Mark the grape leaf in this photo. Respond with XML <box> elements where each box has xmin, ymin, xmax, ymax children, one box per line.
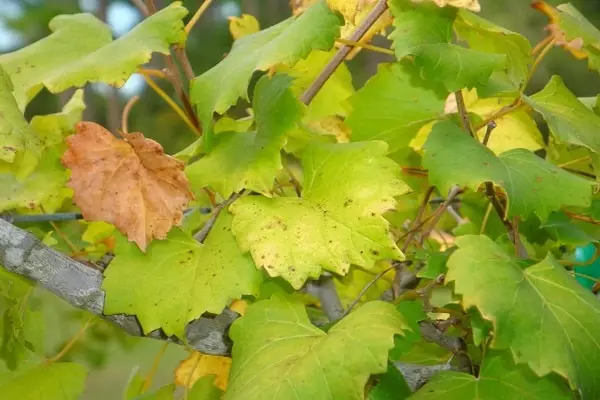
<box><xmin>102</xmin><ymin>213</ymin><xmax>262</xmax><ymax>337</ymax></box>
<box><xmin>524</xmin><ymin>75</ymin><xmax>600</xmax><ymax>155</ymax></box>
<box><xmin>186</xmin><ymin>74</ymin><xmax>302</xmax><ymax>198</ymax></box>
<box><xmin>174</xmin><ymin>351</ymin><xmax>231</xmax><ymax>391</ymax></box>
<box><xmin>389</xmin><ymin>0</ymin><xmax>505</xmax><ymax>92</ymax></box>
<box><xmin>61</xmin><ymin>122</ymin><xmax>193</xmax><ymax>252</ymax></box>
<box><xmin>231</xmin><ymin>141</ymin><xmax>408</xmax><ymax>289</ymax></box>
<box><xmin>433</xmin><ymin>0</ymin><xmax>480</xmax><ymax>11</ymax></box>
<box><xmin>447</xmin><ymin>235</ymin><xmax>600</xmax><ymax>398</ymax></box>
<box><xmin>29</xmin><ymin>89</ymin><xmax>85</xmax><ymax>149</ymax></box>
<box><xmin>0</xmin><ymin>148</ymin><xmax>70</xmax><ymax>213</ymax></box>
<box><xmin>135</xmin><ymin>384</ymin><xmax>175</xmax><ymax>400</ymax></box>
<box><xmin>0</xmin><ymin>67</ymin><xmax>41</xmax><ymax>178</ymax></box>
<box><xmin>275</xmin><ymin>49</ymin><xmax>354</xmax><ymax>121</ymax></box>
<box><xmin>455</xmin><ymin>10</ymin><xmax>532</xmax><ymax>90</ymax></box>
<box><xmin>411</xmin><ymin>350</ymin><xmax>572</xmax><ymax>399</ymax></box>
<box><xmin>228</xmin><ymin>14</ymin><xmax>260</xmax><ymax>40</ymax></box>
<box><xmin>190</xmin><ymin>0</ymin><xmax>342</xmax><ymax>150</ymax></box>
<box><xmin>0</xmin><ymin>3</ymin><xmax>187</xmax><ymax>108</ymax></box>
<box><xmin>189</xmin><ymin>376</ymin><xmax>224</xmax><ymax>400</ymax></box>
<box><xmin>533</xmin><ymin>1</ymin><xmax>600</xmax><ymax>73</ymax></box>
<box><xmin>0</xmin><ymin>362</ymin><xmax>87</xmax><ymax>400</ymax></box>
<box><xmin>423</xmin><ymin>121</ymin><xmax>593</xmax><ymax>220</ymax></box>
<box><xmin>368</xmin><ymin>362</ymin><xmax>412</xmax><ymax>400</ymax></box>
<box><xmin>346</xmin><ymin>62</ymin><xmax>447</xmax><ymax>153</ymax></box>
<box><xmin>224</xmin><ymin>295</ymin><xmax>410</xmax><ymax>400</ymax></box>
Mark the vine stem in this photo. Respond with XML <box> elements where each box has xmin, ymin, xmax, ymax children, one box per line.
<box><xmin>341</xmin><ymin>265</ymin><xmax>395</xmax><ymax>318</ymax></box>
<box><xmin>140</xmin><ymin>72</ymin><xmax>201</xmax><ymax>136</ymax></box>
<box><xmin>141</xmin><ymin>342</ymin><xmax>169</xmax><ymax>393</ymax></box>
<box><xmin>419</xmin><ymin>185</ymin><xmax>463</xmax><ymax>245</ymax></box>
<box><xmin>46</xmin><ymin>316</ymin><xmax>94</xmax><ymax>363</ymax></box>
<box><xmin>335</xmin><ymin>38</ymin><xmax>395</xmax><ymax>55</ymax></box>
<box><xmin>185</xmin><ymin>0</ymin><xmax>214</xmax><ymax>35</ymax></box>
<box><xmin>121</xmin><ymin>96</ymin><xmax>140</xmax><ymax>134</ymax></box>
<box><xmin>300</xmin><ymin>0</ymin><xmax>388</xmax><ymax>105</ymax></box>
<box><xmin>520</xmin><ymin>38</ymin><xmax>556</xmax><ymax>96</ymax></box>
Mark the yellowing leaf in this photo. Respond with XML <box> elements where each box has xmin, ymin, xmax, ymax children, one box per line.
<box><xmin>61</xmin><ymin>122</ymin><xmax>193</xmax><ymax>252</ymax></box>
<box><xmin>175</xmin><ymin>352</ymin><xmax>232</xmax><ymax>391</ymax></box>
<box><xmin>229</xmin><ymin>300</ymin><xmax>248</xmax><ymax>315</ymax></box>
<box><xmin>228</xmin><ymin>14</ymin><xmax>260</xmax><ymax>40</ymax></box>
<box><xmin>430</xmin><ymin>0</ymin><xmax>480</xmax><ymax>12</ymax></box>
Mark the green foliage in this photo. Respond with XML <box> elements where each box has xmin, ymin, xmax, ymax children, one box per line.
<box><xmin>225</xmin><ymin>295</ymin><xmax>410</xmax><ymax>400</ymax></box>
<box><xmin>2</xmin><ymin>0</ymin><xmax>600</xmax><ymax>398</ymax></box>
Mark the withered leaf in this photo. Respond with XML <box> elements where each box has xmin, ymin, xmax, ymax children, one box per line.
<box><xmin>62</xmin><ymin>122</ymin><xmax>193</xmax><ymax>251</ymax></box>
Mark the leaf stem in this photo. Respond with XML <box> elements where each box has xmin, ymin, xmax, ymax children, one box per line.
<box><xmin>401</xmin><ymin>186</ymin><xmax>435</xmax><ymax>251</ymax></box>
<box><xmin>140</xmin><ymin>72</ymin><xmax>201</xmax><ymax>136</ymax></box>
<box><xmin>479</xmin><ymin>202</ymin><xmax>493</xmax><ymax>235</ymax></box>
<box><xmin>481</xmin><ymin>121</ymin><xmax>497</xmax><ymax>147</ymax></box>
<box><xmin>335</xmin><ymin>38</ymin><xmax>395</xmax><ymax>55</ymax></box>
<box><xmin>121</xmin><ymin>95</ymin><xmax>140</xmax><ymax>134</ymax></box>
<box><xmin>532</xmin><ymin>35</ymin><xmax>553</xmax><ymax>55</ymax></box>
<box><xmin>419</xmin><ymin>185</ymin><xmax>463</xmax><ymax>245</ymax></box>
<box><xmin>141</xmin><ymin>342</ymin><xmax>169</xmax><ymax>393</ymax></box>
<box><xmin>185</xmin><ymin>0</ymin><xmax>214</xmax><ymax>35</ymax></box>
<box><xmin>300</xmin><ymin>0</ymin><xmax>388</xmax><ymax>105</ymax></box>
<box><xmin>520</xmin><ymin>38</ymin><xmax>556</xmax><ymax>96</ymax></box>
<box><xmin>46</xmin><ymin>315</ymin><xmax>94</xmax><ymax>363</ymax></box>
<box><xmin>454</xmin><ymin>90</ymin><xmax>474</xmax><ymax>137</ymax></box>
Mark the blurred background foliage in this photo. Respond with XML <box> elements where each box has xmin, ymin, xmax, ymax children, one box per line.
<box><xmin>1</xmin><ymin>0</ymin><xmax>600</xmax><ymax>399</ymax></box>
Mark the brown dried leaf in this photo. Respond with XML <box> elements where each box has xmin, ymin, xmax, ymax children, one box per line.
<box><xmin>61</xmin><ymin>122</ymin><xmax>193</xmax><ymax>251</ymax></box>
<box><xmin>175</xmin><ymin>351</ymin><xmax>232</xmax><ymax>391</ymax></box>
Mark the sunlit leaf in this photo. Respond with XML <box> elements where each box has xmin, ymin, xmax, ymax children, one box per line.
<box><xmin>174</xmin><ymin>351</ymin><xmax>231</xmax><ymax>391</ymax></box>
<box><xmin>228</xmin><ymin>14</ymin><xmax>260</xmax><ymax>40</ymax></box>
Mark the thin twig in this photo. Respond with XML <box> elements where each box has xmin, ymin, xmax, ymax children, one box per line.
<box><xmin>335</xmin><ymin>38</ymin><xmax>395</xmax><ymax>55</ymax></box>
<box><xmin>520</xmin><ymin>38</ymin><xmax>556</xmax><ymax>96</ymax></box>
<box><xmin>341</xmin><ymin>265</ymin><xmax>395</xmax><ymax>318</ymax></box>
<box><xmin>401</xmin><ymin>186</ymin><xmax>435</xmax><ymax>251</ymax></box>
<box><xmin>454</xmin><ymin>91</ymin><xmax>474</xmax><ymax>137</ymax></box>
<box><xmin>300</xmin><ymin>0</ymin><xmax>388</xmax><ymax>105</ymax></box>
<box><xmin>194</xmin><ymin>192</ymin><xmax>244</xmax><ymax>243</ymax></box>
<box><xmin>479</xmin><ymin>203</ymin><xmax>493</xmax><ymax>235</ymax></box>
<box><xmin>131</xmin><ymin>0</ymin><xmax>149</xmax><ymax>16</ymax></box>
<box><xmin>185</xmin><ymin>0</ymin><xmax>214</xmax><ymax>35</ymax></box>
<box><xmin>140</xmin><ymin>72</ymin><xmax>201</xmax><ymax>136</ymax></box>
<box><xmin>163</xmin><ymin>60</ymin><xmax>201</xmax><ymax>130</ymax></box>
<box><xmin>564</xmin><ymin>211</ymin><xmax>600</xmax><ymax>226</ymax></box>
<box><xmin>121</xmin><ymin>96</ymin><xmax>140</xmax><ymax>134</ymax></box>
<box><xmin>420</xmin><ymin>185</ymin><xmax>463</xmax><ymax>245</ymax></box>
<box><xmin>173</xmin><ymin>47</ymin><xmax>196</xmax><ymax>81</ymax></box>
<box><xmin>481</xmin><ymin>121</ymin><xmax>497</xmax><ymax>146</ymax></box>
<box><xmin>46</xmin><ymin>316</ymin><xmax>94</xmax><ymax>363</ymax></box>
<box><xmin>141</xmin><ymin>342</ymin><xmax>169</xmax><ymax>393</ymax></box>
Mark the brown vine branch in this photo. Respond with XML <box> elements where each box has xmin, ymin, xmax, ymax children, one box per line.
<box><xmin>300</xmin><ymin>0</ymin><xmax>388</xmax><ymax>105</ymax></box>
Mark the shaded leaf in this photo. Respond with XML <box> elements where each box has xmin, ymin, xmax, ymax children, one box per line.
<box><xmin>62</xmin><ymin>122</ymin><xmax>193</xmax><ymax>251</ymax></box>
<box><xmin>224</xmin><ymin>295</ymin><xmax>410</xmax><ymax>400</ymax></box>
<box><xmin>102</xmin><ymin>213</ymin><xmax>262</xmax><ymax>337</ymax></box>
<box><xmin>188</xmin><ymin>376</ymin><xmax>224</xmax><ymax>400</ymax></box>
<box><xmin>368</xmin><ymin>362</ymin><xmax>411</xmax><ymax>400</ymax></box>
<box><xmin>0</xmin><ymin>362</ymin><xmax>87</xmax><ymax>400</ymax></box>
<box><xmin>447</xmin><ymin>235</ymin><xmax>600</xmax><ymax>397</ymax></box>
<box><xmin>190</xmin><ymin>0</ymin><xmax>341</xmax><ymax>150</ymax></box>
<box><xmin>231</xmin><ymin>141</ymin><xmax>407</xmax><ymax>289</ymax></box>
<box><xmin>411</xmin><ymin>350</ymin><xmax>572</xmax><ymax>399</ymax></box>
<box><xmin>423</xmin><ymin>121</ymin><xmax>593</xmax><ymax>220</ymax></box>
<box><xmin>186</xmin><ymin>74</ymin><xmax>302</xmax><ymax>198</ymax></box>
<box><xmin>347</xmin><ymin>62</ymin><xmax>446</xmax><ymax>153</ymax></box>
<box><xmin>524</xmin><ymin>75</ymin><xmax>600</xmax><ymax>155</ymax></box>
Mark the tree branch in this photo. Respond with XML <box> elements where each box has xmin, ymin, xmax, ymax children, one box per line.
<box><xmin>305</xmin><ymin>273</ymin><xmax>345</xmax><ymax>322</ymax></box>
<box><xmin>0</xmin><ymin>218</ymin><xmax>236</xmax><ymax>355</ymax></box>
<box><xmin>299</xmin><ymin>0</ymin><xmax>388</xmax><ymax>105</ymax></box>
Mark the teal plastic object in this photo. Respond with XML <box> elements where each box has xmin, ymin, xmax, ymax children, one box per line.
<box><xmin>574</xmin><ymin>244</ymin><xmax>600</xmax><ymax>291</ymax></box>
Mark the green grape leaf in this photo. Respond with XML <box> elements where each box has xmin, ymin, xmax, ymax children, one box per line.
<box><xmin>0</xmin><ymin>362</ymin><xmax>87</xmax><ymax>400</ymax></box>
<box><xmin>186</xmin><ymin>74</ymin><xmax>302</xmax><ymax>198</ymax></box>
<box><xmin>102</xmin><ymin>212</ymin><xmax>262</xmax><ymax>337</ymax></box>
<box><xmin>524</xmin><ymin>75</ymin><xmax>600</xmax><ymax>155</ymax></box>
<box><xmin>0</xmin><ymin>269</ymin><xmax>43</xmax><ymax>370</ymax></box>
<box><xmin>231</xmin><ymin>142</ymin><xmax>408</xmax><ymax>289</ymax></box>
<box><xmin>29</xmin><ymin>89</ymin><xmax>85</xmax><ymax>149</ymax></box>
<box><xmin>275</xmin><ymin>49</ymin><xmax>354</xmax><ymax>121</ymax></box>
<box><xmin>346</xmin><ymin>62</ymin><xmax>446</xmax><ymax>153</ymax></box>
<box><xmin>189</xmin><ymin>376</ymin><xmax>224</xmax><ymax>400</ymax></box>
<box><xmin>411</xmin><ymin>350</ymin><xmax>572</xmax><ymax>400</ymax></box>
<box><xmin>190</xmin><ymin>0</ymin><xmax>342</xmax><ymax>150</ymax></box>
<box><xmin>135</xmin><ymin>384</ymin><xmax>175</xmax><ymax>400</ymax></box>
<box><xmin>447</xmin><ymin>235</ymin><xmax>600</xmax><ymax>398</ymax></box>
<box><xmin>0</xmin><ymin>67</ymin><xmax>41</xmax><ymax>178</ymax></box>
<box><xmin>224</xmin><ymin>295</ymin><xmax>410</xmax><ymax>400</ymax></box>
<box><xmin>0</xmin><ymin>3</ymin><xmax>187</xmax><ymax>108</ymax></box>
<box><xmin>0</xmin><ymin>148</ymin><xmax>71</xmax><ymax>213</ymax></box>
<box><xmin>389</xmin><ymin>0</ymin><xmax>505</xmax><ymax>92</ymax></box>
<box><xmin>423</xmin><ymin>121</ymin><xmax>593</xmax><ymax>220</ymax></box>
<box><xmin>455</xmin><ymin>10</ymin><xmax>532</xmax><ymax>90</ymax></box>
